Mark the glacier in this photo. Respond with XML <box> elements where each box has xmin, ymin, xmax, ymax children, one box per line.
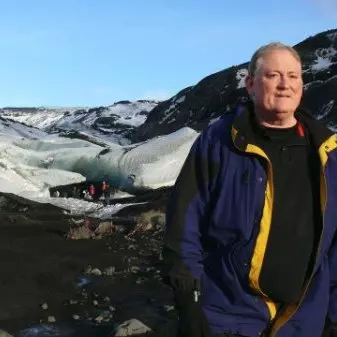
<box><xmin>0</xmin><ymin>117</ymin><xmax>198</xmax><ymax>216</ymax></box>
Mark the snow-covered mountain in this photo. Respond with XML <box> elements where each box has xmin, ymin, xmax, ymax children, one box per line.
<box><xmin>134</xmin><ymin>28</ymin><xmax>337</xmax><ymax>141</ymax></box>
<box><xmin>4</xmin><ymin>29</ymin><xmax>337</xmax><ymax>145</ymax></box>
<box><xmin>0</xmin><ymin>100</ymin><xmax>158</xmax><ymax>145</ymax></box>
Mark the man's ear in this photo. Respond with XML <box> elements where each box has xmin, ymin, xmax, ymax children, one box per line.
<box><xmin>245</xmin><ymin>75</ymin><xmax>254</xmax><ymax>96</ymax></box>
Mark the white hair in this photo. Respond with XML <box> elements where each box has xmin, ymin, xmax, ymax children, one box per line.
<box><xmin>248</xmin><ymin>42</ymin><xmax>302</xmax><ymax>76</ymax></box>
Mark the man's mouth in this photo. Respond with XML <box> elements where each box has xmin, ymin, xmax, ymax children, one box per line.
<box><xmin>275</xmin><ymin>94</ymin><xmax>290</xmax><ymax>98</ymax></box>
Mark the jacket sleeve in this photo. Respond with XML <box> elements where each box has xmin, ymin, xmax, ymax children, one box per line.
<box><xmin>163</xmin><ymin>131</ymin><xmax>219</xmax><ymax>290</ymax></box>
<box><xmin>325</xmin><ymin>233</ymin><xmax>337</xmax><ymax>336</ymax></box>
<box><xmin>162</xmin><ymin>131</ymin><xmax>219</xmax><ymax>337</ymax></box>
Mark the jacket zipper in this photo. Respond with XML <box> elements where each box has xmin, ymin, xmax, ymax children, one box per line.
<box><xmin>266</xmin><ymin>167</ymin><xmax>327</xmax><ymax>336</ymax></box>
<box><xmin>232</xmin><ymin>135</ymin><xmax>278</xmax><ymax>326</ymax></box>
<box><xmin>233</xmin><ymin>131</ymin><xmax>328</xmax><ymax>336</ymax></box>
<box><xmin>262</xmin><ymin>304</ymin><xmax>287</xmax><ymax>336</ymax></box>
<box><xmin>231</xmin><ymin>127</ymin><xmax>337</xmax><ymax>336</ymax></box>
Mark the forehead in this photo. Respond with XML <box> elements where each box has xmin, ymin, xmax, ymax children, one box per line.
<box><xmin>258</xmin><ymin>49</ymin><xmax>302</xmax><ymax>73</ymax></box>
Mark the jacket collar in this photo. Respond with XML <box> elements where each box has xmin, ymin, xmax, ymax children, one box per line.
<box><xmin>232</xmin><ymin>101</ymin><xmax>335</xmax><ymax>152</ymax></box>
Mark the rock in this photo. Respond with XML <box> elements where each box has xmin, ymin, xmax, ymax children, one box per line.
<box><xmin>114</xmin><ymin>318</ymin><xmax>152</xmax><ymax>336</ymax></box>
<box><xmin>164</xmin><ymin>305</ymin><xmax>175</xmax><ymax>312</ymax></box>
<box><xmin>145</xmin><ymin>267</ymin><xmax>155</xmax><ymax>272</ymax></box>
<box><xmin>103</xmin><ymin>296</ymin><xmax>111</xmax><ymax>302</ymax></box>
<box><xmin>41</xmin><ymin>302</ymin><xmax>48</xmax><ymax>310</ymax></box>
<box><xmin>67</xmin><ymin>226</ymin><xmax>93</xmax><ymax>240</ymax></box>
<box><xmin>19</xmin><ymin>206</ymin><xmax>28</xmax><ymax>212</ymax></box>
<box><xmin>131</xmin><ymin>210</ymin><xmax>166</xmax><ymax>235</ymax></box>
<box><xmin>0</xmin><ymin>330</ymin><xmax>13</xmax><ymax>337</ymax></box>
<box><xmin>130</xmin><ymin>266</ymin><xmax>140</xmax><ymax>274</ymax></box>
<box><xmin>95</xmin><ymin>221</ymin><xmax>115</xmax><ymax>236</ymax></box>
<box><xmin>81</xmin><ymin>289</ymin><xmax>89</xmax><ymax>298</ymax></box>
<box><xmin>95</xmin><ymin>314</ymin><xmax>104</xmax><ymax>324</ymax></box>
<box><xmin>154</xmin><ymin>214</ymin><xmax>165</xmax><ymax>230</ymax></box>
<box><xmin>104</xmin><ymin>266</ymin><xmax>116</xmax><ymax>276</ymax></box>
<box><xmin>135</xmin><ymin>278</ymin><xmax>143</xmax><ymax>284</ymax></box>
<box><xmin>91</xmin><ymin>268</ymin><xmax>102</xmax><ymax>276</ymax></box>
<box><xmin>95</xmin><ymin>311</ymin><xmax>112</xmax><ymax>323</ymax></box>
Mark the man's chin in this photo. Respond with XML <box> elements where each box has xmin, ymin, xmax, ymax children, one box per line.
<box><xmin>272</xmin><ymin>106</ymin><xmax>297</xmax><ymax>115</ymax></box>
<box><xmin>256</xmin><ymin>103</ymin><xmax>298</xmax><ymax>116</ymax></box>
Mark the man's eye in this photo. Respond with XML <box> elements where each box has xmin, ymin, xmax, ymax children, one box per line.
<box><xmin>266</xmin><ymin>73</ymin><xmax>277</xmax><ymax>78</ymax></box>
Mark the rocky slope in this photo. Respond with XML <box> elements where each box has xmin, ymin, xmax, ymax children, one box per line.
<box><xmin>0</xmin><ymin>100</ymin><xmax>158</xmax><ymax>145</ymax></box>
<box><xmin>134</xmin><ymin>28</ymin><xmax>337</xmax><ymax>141</ymax></box>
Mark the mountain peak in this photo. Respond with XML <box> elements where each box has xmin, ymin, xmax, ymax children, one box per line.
<box><xmin>133</xmin><ymin>28</ymin><xmax>337</xmax><ymax>141</ymax></box>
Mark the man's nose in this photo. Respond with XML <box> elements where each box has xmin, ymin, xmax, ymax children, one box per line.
<box><xmin>278</xmin><ymin>75</ymin><xmax>290</xmax><ymax>88</ymax></box>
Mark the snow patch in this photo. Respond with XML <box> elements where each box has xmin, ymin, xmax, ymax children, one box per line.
<box><xmin>174</xmin><ymin>95</ymin><xmax>186</xmax><ymax>104</ymax></box>
<box><xmin>236</xmin><ymin>68</ymin><xmax>248</xmax><ymax>89</ymax></box>
<box><xmin>311</xmin><ymin>47</ymin><xmax>337</xmax><ymax>72</ymax></box>
<box><xmin>167</xmin><ymin>117</ymin><xmax>176</xmax><ymax>124</ymax></box>
<box><xmin>327</xmin><ymin>32</ymin><xmax>337</xmax><ymax>42</ymax></box>
<box><xmin>43</xmin><ymin>197</ymin><xmax>141</xmax><ymax>219</ymax></box>
<box><xmin>159</xmin><ymin>95</ymin><xmax>186</xmax><ymax>124</ymax></box>
<box><xmin>317</xmin><ymin>100</ymin><xmax>335</xmax><ymax>120</ymax></box>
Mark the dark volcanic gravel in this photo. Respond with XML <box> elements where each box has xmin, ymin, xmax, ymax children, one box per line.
<box><xmin>0</xmin><ymin>193</ymin><xmax>176</xmax><ymax>337</ymax></box>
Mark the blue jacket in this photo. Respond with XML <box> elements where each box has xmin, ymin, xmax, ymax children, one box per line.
<box><xmin>164</xmin><ymin>105</ymin><xmax>337</xmax><ymax>337</ymax></box>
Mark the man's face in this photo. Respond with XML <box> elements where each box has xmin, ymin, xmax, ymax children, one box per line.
<box><xmin>245</xmin><ymin>49</ymin><xmax>303</xmax><ymax>117</ymax></box>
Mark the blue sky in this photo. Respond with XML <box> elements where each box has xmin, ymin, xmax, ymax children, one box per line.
<box><xmin>0</xmin><ymin>0</ymin><xmax>336</xmax><ymax>107</ymax></box>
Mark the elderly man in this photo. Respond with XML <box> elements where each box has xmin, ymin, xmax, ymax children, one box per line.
<box><xmin>163</xmin><ymin>42</ymin><xmax>337</xmax><ymax>337</ymax></box>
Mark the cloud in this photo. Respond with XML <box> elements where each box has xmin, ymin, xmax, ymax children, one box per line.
<box><xmin>140</xmin><ymin>89</ymin><xmax>172</xmax><ymax>101</ymax></box>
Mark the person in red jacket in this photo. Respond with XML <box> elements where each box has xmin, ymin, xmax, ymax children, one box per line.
<box><xmin>88</xmin><ymin>184</ymin><xmax>95</xmax><ymax>199</ymax></box>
